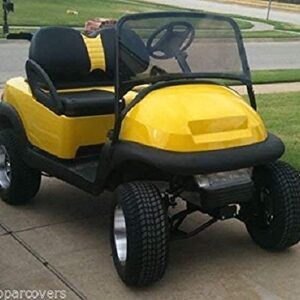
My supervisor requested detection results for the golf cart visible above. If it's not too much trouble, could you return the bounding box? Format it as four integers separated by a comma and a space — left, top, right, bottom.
1, 12, 300, 286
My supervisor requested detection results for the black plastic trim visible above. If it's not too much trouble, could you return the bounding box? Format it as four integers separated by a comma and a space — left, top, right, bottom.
0, 102, 28, 148
26, 59, 64, 115
25, 147, 98, 194
112, 133, 285, 175
76, 144, 103, 158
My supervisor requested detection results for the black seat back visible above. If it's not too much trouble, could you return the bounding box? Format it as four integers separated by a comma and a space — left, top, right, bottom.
28, 26, 110, 88
28, 26, 150, 89
100, 27, 150, 79
26, 26, 150, 115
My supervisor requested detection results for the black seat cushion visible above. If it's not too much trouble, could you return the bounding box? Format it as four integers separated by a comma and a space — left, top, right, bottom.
58, 90, 115, 117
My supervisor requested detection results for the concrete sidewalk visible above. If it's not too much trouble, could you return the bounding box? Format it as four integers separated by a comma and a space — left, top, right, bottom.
2, 177, 300, 299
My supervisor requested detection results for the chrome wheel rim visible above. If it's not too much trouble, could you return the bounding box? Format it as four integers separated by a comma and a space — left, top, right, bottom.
113, 205, 127, 266
0, 145, 11, 190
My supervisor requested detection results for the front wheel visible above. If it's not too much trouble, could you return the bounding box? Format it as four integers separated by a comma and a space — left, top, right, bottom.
242, 161, 300, 251
111, 181, 169, 286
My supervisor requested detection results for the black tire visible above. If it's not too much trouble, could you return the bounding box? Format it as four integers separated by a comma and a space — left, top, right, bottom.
0, 129, 41, 205
111, 181, 169, 286
243, 161, 300, 250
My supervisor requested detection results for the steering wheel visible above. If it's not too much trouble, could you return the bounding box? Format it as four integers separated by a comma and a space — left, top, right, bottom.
147, 21, 195, 60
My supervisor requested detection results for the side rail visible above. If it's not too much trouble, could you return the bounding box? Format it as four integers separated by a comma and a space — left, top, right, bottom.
25, 59, 64, 115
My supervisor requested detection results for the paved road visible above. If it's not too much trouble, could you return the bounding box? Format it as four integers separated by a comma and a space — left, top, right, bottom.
1, 40, 300, 85
0, 41, 29, 85
144, 0, 300, 24
1, 177, 300, 299
246, 41, 300, 70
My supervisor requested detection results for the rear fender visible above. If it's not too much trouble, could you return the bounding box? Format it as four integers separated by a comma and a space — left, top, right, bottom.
0, 102, 28, 149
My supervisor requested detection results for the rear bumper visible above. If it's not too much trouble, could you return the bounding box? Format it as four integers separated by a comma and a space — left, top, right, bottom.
113, 133, 285, 175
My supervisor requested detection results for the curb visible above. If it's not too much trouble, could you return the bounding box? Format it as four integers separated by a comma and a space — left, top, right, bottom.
213, 0, 300, 13
0, 39, 29, 44
244, 37, 300, 42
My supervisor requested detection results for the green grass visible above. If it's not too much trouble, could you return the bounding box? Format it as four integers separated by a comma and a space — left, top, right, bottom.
229, 13, 300, 33
220, 69, 300, 86
0, 0, 180, 26
252, 69, 300, 84
0, 0, 253, 30
0, 0, 252, 29
269, 20, 300, 33
235, 19, 254, 30
1, 0, 298, 39
0, 1, 299, 40
242, 30, 300, 39
258, 92, 300, 169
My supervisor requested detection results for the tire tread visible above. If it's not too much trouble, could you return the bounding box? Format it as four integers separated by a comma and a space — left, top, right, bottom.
0, 129, 41, 205
112, 181, 168, 286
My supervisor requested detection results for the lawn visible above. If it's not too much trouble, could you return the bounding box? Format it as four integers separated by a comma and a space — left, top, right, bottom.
1, 0, 299, 40
258, 92, 300, 170
0, 0, 252, 29
269, 20, 300, 33
216, 69, 300, 86
0, 0, 178, 26
230, 14, 300, 34
242, 30, 300, 39
252, 69, 300, 84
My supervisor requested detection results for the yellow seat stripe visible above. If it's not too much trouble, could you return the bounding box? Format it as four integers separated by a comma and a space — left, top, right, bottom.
82, 34, 106, 72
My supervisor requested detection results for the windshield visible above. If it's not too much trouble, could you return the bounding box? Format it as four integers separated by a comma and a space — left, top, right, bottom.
116, 12, 251, 88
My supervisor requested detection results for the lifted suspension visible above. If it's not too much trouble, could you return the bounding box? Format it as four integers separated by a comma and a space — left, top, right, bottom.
164, 180, 240, 241
169, 202, 239, 241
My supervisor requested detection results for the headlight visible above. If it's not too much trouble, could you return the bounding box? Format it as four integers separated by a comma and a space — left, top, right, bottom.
194, 168, 253, 190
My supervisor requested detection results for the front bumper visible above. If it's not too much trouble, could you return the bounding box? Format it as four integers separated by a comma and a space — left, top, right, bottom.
113, 133, 285, 175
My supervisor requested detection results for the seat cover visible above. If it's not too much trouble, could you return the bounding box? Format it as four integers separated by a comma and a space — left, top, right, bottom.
26, 26, 149, 117
58, 90, 115, 117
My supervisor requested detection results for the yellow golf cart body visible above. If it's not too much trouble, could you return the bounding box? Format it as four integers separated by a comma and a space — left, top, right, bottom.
1, 12, 297, 288
3, 77, 266, 159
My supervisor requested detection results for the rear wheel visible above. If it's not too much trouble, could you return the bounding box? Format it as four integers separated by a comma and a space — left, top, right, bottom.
242, 161, 300, 250
0, 129, 41, 205
111, 181, 169, 286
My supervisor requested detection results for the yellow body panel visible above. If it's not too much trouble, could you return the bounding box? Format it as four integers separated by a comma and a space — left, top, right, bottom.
3, 77, 137, 159
120, 84, 267, 152
82, 35, 106, 72
3, 78, 267, 158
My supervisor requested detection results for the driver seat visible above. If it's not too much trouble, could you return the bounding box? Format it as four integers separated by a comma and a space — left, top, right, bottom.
26, 26, 149, 117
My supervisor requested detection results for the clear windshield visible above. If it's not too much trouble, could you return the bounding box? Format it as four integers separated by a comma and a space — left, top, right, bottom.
116, 12, 251, 87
